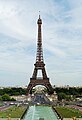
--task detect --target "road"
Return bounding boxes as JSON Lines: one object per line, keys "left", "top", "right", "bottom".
{"left": 0, "top": 105, "right": 12, "bottom": 111}
{"left": 32, "top": 93, "right": 51, "bottom": 105}
{"left": 69, "top": 105, "right": 82, "bottom": 112}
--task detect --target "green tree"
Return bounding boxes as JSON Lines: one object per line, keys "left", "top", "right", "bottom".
{"left": 58, "top": 92, "right": 66, "bottom": 100}
{"left": 11, "top": 98, "right": 16, "bottom": 101}
{"left": 0, "top": 96, "right": 2, "bottom": 101}
{"left": 2, "top": 94, "right": 11, "bottom": 101}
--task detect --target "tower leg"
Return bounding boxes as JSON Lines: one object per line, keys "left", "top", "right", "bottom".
{"left": 32, "top": 68, "right": 37, "bottom": 79}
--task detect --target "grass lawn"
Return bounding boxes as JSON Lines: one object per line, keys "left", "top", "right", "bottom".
{"left": 55, "top": 106, "right": 82, "bottom": 118}
{"left": 0, "top": 105, "right": 27, "bottom": 118}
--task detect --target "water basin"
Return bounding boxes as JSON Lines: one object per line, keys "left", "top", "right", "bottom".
{"left": 23, "top": 105, "right": 59, "bottom": 120}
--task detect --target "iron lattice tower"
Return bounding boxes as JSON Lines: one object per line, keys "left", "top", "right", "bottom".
{"left": 27, "top": 15, "right": 54, "bottom": 94}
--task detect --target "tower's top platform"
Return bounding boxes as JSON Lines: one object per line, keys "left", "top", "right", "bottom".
{"left": 37, "top": 15, "right": 42, "bottom": 24}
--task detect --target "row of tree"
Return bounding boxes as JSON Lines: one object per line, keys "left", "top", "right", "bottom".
{"left": 0, "top": 87, "right": 26, "bottom": 96}
{"left": 0, "top": 87, "right": 82, "bottom": 101}
{"left": 54, "top": 87, "right": 82, "bottom": 101}
{"left": 0, "top": 87, "right": 82, "bottom": 96}
{"left": 54, "top": 87, "right": 82, "bottom": 95}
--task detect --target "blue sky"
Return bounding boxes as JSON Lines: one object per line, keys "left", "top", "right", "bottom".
{"left": 0, "top": 0, "right": 82, "bottom": 87}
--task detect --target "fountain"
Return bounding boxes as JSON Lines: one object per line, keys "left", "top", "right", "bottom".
{"left": 32, "top": 105, "right": 35, "bottom": 120}
{"left": 23, "top": 105, "right": 59, "bottom": 120}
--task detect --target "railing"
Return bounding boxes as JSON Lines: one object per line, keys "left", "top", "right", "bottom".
{"left": 30, "top": 77, "right": 49, "bottom": 80}
{"left": 37, "top": 77, "right": 43, "bottom": 79}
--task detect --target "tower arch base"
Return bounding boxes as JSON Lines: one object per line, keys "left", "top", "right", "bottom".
{"left": 27, "top": 78, "right": 54, "bottom": 95}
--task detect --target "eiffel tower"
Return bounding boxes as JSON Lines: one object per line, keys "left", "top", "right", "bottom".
{"left": 27, "top": 15, "right": 54, "bottom": 94}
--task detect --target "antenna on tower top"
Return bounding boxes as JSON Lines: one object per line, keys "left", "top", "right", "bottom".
{"left": 39, "top": 11, "right": 40, "bottom": 19}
